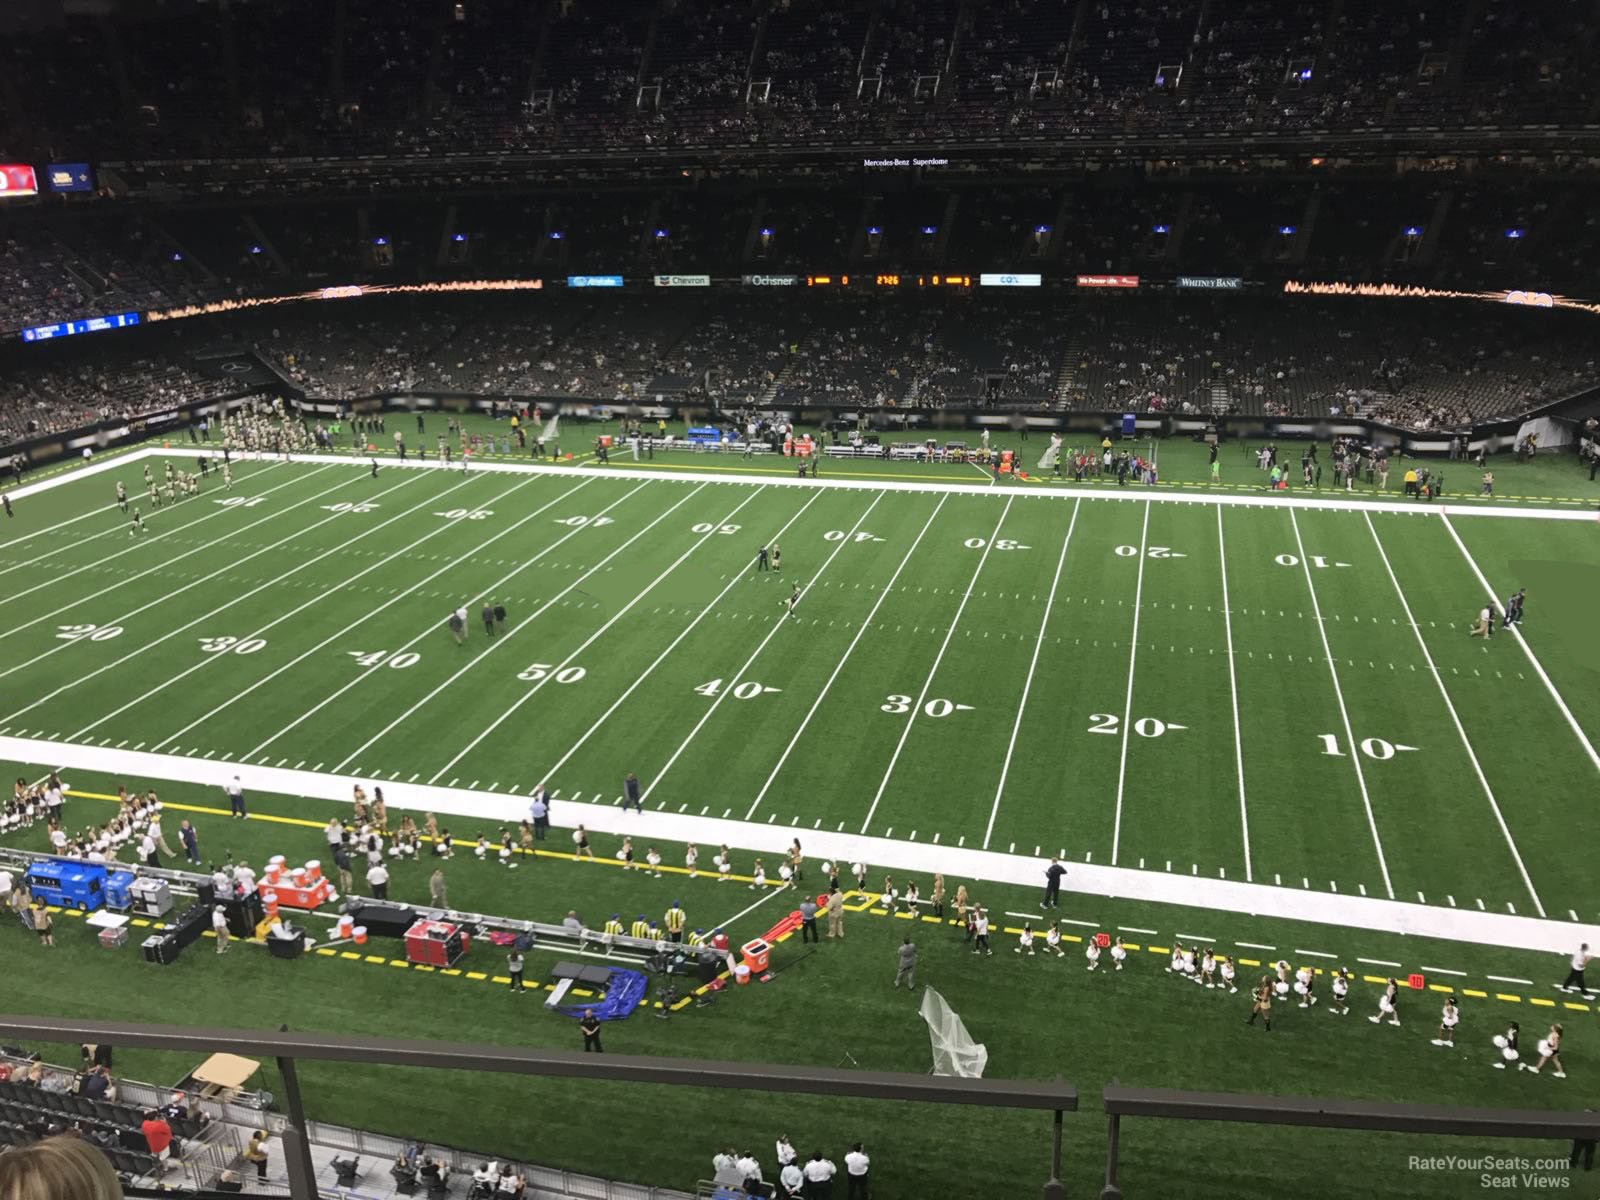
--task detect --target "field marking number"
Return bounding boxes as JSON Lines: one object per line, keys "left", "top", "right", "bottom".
{"left": 215, "top": 496, "right": 264, "bottom": 508}
{"left": 199, "top": 636, "right": 266, "bottom": 655}
{"left": 882, "top": 694, "right": 974, "bottom": 717}
{"left": 965, "top": 537, "right": 1030, "bottom": 551}
{"left": 349, "top": 650, "right": 420, "bottom": 669}
{"left": 55, "top": 623, "right": 123, "bottom": 642}
{"left": 691, "top": 522, "right": 742, "bottom": 535}
{"left": 517, "top": 662, "right": 587, "bottom": 683}
{"left": 556, "top": 515, "right": 614, "bottom": 528}
{"left": 320, "top": 501, "right": 377, "bottom": 514}
{"left": 1317, "top": 734, "right": 1416, "bottom": 760}
{"left": 1275, "top": 554, "right": 1351, "bottom": 568}
{"left": 436, "top": 508, "right": 492, "bottom": 520}
{"left": 1087, "top": 713, "right": 1186, "bottom": 737}
{"left": 825, "top": 530, "right": 884, "bottom": 543}
{"left": 1115, "top": 545, "right": 1185, "bottom": 559}
{"left": 695, "top": 678, "right": 781, "bottom": 699}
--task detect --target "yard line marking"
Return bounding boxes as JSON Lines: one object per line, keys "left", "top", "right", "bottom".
{"left": 1216, "top": 507, "right": 1252, "bottom": 880}
{"left": 538, "top": 490, "right": 828, "bottom": 791}
{"left": 69, "top": 471, "right": 493, "bottom": 741}
{"left": 1486, "top": 975, "right": 1536, "bottom": 986}
{"left": 1421, "top": 966, "right": 1467, "bottom": 977}
{"left": 1235, "top": 942, "right": 1276, "bottom": 951}
{"left": 1, "top": 470, "right": 429, "bottom": 717}
{"left": 1440, "top": 512, "right": 1600, "bottom": 776}
{"left": 745, "top": 495, "right": 948, "bottom": 821}
{"left": 1357, "top": 957, "right": 1402, "bottom": 968}
{"left": 145, "top": 474, "right": 560, "bottom": 752}
{"left": 0, "top": 464, "right": 344, "bottom": 640}
{"left": 859, "top": 495, "right": 1015, "bottom": 835}
{"left": 435, "top": 486, "right": 780, "bottom": 785}
{"left": 1110, "top": 501, "right": 1151, "bottom": 866}
{"left": 0, "top": 459, "right": 287, "bottom": 581}
{"left": 335, "top": 480, "right": 685, "bottom": 773}
{"left": 642, "top": 493, "right": 885, "bottom": 807}
{"left": 1289, "top": 508, "right": 1393, "bottom": 898}
{"left": 243, "top": 478, "right": 641, "bottom": 760}
{"left": 1118, "top": 926, "right": 1158, "bottom": 935}
{"left": 1365, "top": 512, "right": 1544, "bottom": 917}
{"left": 983, "top": 498, "right": 1080, "bottom": 849}
{"left": 1295, "top": 949, "right": 1337, "bottom": 959}
{"left": 1177, "top": 933, "right": 1216, "bottom": 943}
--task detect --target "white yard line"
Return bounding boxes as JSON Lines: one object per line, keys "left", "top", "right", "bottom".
{"left": 429, "top": 485, "right": 779, "bottom": 785}
{"left": 1439, "top": 512, "right": 1600, "bottom": 776}
{"left": 1109, "top": 501, "right": 1151, "bottom": 867}
{"left": 643, "top": 493, "right": 887, "bottom": 806}
{"left": 540, "top": 489, "right": 827, "bottom": 789}
{"left": 242, "top": 479, "right": 605, "bottom": 760}
{"left": 983, "top": 498, "right": 1080, "bottom": 849}
{"left": 1216, "top": 506, "right": 1252, "bottom": 882}
{"left": 331, "top": 481, "right": 690, "bottom": 773}
{"left": 744, "top": 494, "right": 949, "bottom": 822}
{"left": 147, "top": 476, "right": 574, "bottom": 753}
{"left": 0, "top": 463, "right": 328, "bottom": 621}
{"left": 858, "top": 495, "right": 1015, "bottom": 835}
{"left": 8, "top": 734, "right": 1597, "bottom": 954}
{"left": 708, "top": 880, "right": 793, "bottom": 932}
{"left": 1289, "top": 508, "right": 1394, "bottom": 899}
{"left": 71, "top": 471, "right": 505, "bottom": 743}
{"left": 0, "top": 470, "right": 421, "bottom": 705}
{"left": 1364, "top": 512, "right": 1545, "bottom": 918}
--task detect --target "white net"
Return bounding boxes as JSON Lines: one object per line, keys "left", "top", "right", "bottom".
{"left": 919, "top": 986, "right": 988, "bottom": 1078}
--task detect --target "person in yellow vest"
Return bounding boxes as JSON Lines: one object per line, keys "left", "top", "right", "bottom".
{"left": 603, "top": 913, "right": 624, "bottom": 954}
{"left": 630, "top": 914, "right": 651, "bottom": 941}
{"left": 664, "top": 902, "right": 687, "bottom": 944}
{"left": 688, "top": 928, "right": 707, "bottom": 947}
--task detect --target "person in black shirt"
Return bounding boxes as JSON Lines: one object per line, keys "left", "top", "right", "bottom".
{"left": 507, "top": 951, "right": 525, "bottom": 993}
{"left": 1041, "top": 858, "right": 1066, "bottom": 909}
{"left": 481, "top": 604, "right": 496, "bottom": 637}
{"left": 580, "top": 1010, "right": 603, "bottom": 1052}
{"left": 756, "top": 545, "right": 770, "bottom": 572}
{"left": 493, "top": 603, "right": 507, "bottom": 633}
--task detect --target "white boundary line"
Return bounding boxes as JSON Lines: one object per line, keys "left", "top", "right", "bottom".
{"left": 1439, "top": 512, "right": 1600, "bottom": 776}
{"left": 0, "top": 463, "right": 323, "bottom": 621}
{"left": 858, "top": 495, "right": 1014, "bottom": 835}
{"left": 73, "top": 471, "right": 504, "bottom": 743}
{"left": 429, "top": 485, "right": 779, "bottom": 785}
{"left": 640, "top": 492, "right": 887, "bottom": 807}
{"left": 0, "top": 468, "right": 410, "bottom": 702}
{"left": 542, "top": 489, "right": 829, "bottom": 792}
{"left": 1289, "top": 508, "right": 1394, "bottom": 898}
{"left": 744, "top": 494, "right": 949, "bottom": 822}
{"left": 149, "top": 474, "right": 573, "bottom": 753}
{"left": 1109, "top": 501, "right": 1150, "bottom": 866}
{"left": 1363, "top": 512, "right": 1545, "bottom": 917}
{"left": 983, "top": 498, "right": 1080, "bottom": 850}
{"left": 1216, "top": 506, "right": 1252, "bottom": 882}
{"left": 331, "top": 480, "right": 683, "bottom": 773}
{"left": 7, "top": 734, "right": 1592, "bottom": 955}
{"left": 241, "top": 479, "right": 602, "bottom": 760}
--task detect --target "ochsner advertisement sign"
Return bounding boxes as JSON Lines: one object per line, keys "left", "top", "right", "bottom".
{"left": 653, "top": 274, "right": 711, "bottom": 287}
{"left": 742, "top": 274, "right": 800, "bottom": 287}
{"left": 1177, "top": 276, "right": 1242, "bottom": 290}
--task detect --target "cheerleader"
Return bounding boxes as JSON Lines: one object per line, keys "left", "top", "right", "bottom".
{"left": 1110, "top": 936, "right": 1127, "bottom": 971}
{"left": 1219, "top": 955, "right": 1238, "bottom": 994}
{"left": 364, "top": 829, "right": 384, "bottom": 866}
{"left": 518, "top": 821, "right": 534, "bottom": 853}
{"left": 931, "top": 874, "right": 946, "bottom": 919}
{"left": 1198, "top": 948, "right": 1217, "bottom": 988}
{"left": 1492, "top": 1022, "right": 1521, "bottom": 1069}
{"left": 371, "top": 788, "right": 388, "bottom": 833}
{"left": 1432, "top": 997, "right": 1460, "bottom": 1047}
{"left": 645, "top": 846, "right": 662, "bottom": 877}
{"left": 1045, "top": 922, "right": 1065, "bottom": 958}
{"left": 352, "top": 784, "right": 368, "bottom": 825}
{"left": 424, "top": 812, "right": 440, "bottom": 843}
{"left": 1168, "top": 944, "right": 1186, "bottom": 974}
{"left": 1274, "top": 960, "right": 1293, "bottom": 999}
{"left": 879, "top": 875, "right": 897, "bottom": 910}
{"left": 1016, "top": 924, "right": 1035, "bottom": 956}
{"left": 685, "top": 843, "right": 699, "bottom": 877}
{"left": 473, "top": 833, "right": 492, "bottom": 861}
{"left": 1180, "top": 945, "right": 1197, "bottom": 979}
{"left": 716, "top": 845, "right": 732, "bottom": 882}
{"left": 1369, "top": 978, "right": 1401, "bottom": 1026}
{"left": 852, "top": 861, "right": 868, "bottom": 891}
{"left": 904, "top": 879, "right": 920, "bottom": 911}
{"left": 619, "top": 837, "right": 635, "bottom": 870}
{"left": 1329, "top": 968, "right": 1351, "bottom": 1015}
{"left": 751, "top": 859, "right": 767, "bottom": 889}
{"left": 497, "top": 829, "right": 516, "bottom": 867}
{"left": 1524, "top": 1024, "right": 1566, "bottom": 1077}
{"left": 788, "top": 839, "right": 804, "bottom": 882}
{"left": 955, "top": 886, "right": 972, "bottom": 934}
{"left": 778, "top": 862, "right": 794, "bottom": 886}
{"left": 1085, "top": 938, "right": 1101, "bottom": 971}
{"left": 1247, "top": 975, "right": 1273, "bottom": 1031}
{"left": 1295, "top": 965, "right": 1318, "bottom": 1008}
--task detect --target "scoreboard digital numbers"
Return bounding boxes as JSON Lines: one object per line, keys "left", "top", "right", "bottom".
{"left": 806, "top": 273, "right": 971, "bottom": 288}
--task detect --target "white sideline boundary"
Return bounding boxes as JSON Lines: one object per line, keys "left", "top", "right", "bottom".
{"left": 12, "top": 445, "right": 1598, "bottom": 521}
{"left": 4, "top": 734, "right": 1593, "bottom": 957}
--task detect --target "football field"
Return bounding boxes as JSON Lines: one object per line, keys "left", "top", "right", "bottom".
{"left": 3, "top": 449, "right": 1598, "bottom": 940}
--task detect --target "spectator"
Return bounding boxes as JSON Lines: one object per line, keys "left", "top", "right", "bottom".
{"left": 140, "top": 1110, "right": 174, "bottom": 1171}
{"left": 0, "top": 1134, "right": 123, "bottom": 1200}
{"left": 242, "top": 1130, "right": 270, "bottom": 1181}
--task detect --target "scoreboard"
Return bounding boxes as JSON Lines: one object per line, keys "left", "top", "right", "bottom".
{"left": 806, "top": 273, "right": 973, "bottom": 288}
{"left": 0, "top": 165, "right": 38, "bottom": 197}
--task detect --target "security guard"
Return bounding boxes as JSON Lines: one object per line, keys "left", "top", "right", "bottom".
{"left": 630, "top": 914, "right": 651, "bottom": 941}
{"left": 603, "top": 913, "right": 625, "bottom": 954}
{"left": 688, "top": 928, "right": 707, "bottom": 947}
{"left": 664, "top": 902, "right": 687, "bottom": 943}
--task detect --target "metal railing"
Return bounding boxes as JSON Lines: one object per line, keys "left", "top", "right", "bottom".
{"left": 0, "top": 1016, "right": 1078, "bottom": 1200}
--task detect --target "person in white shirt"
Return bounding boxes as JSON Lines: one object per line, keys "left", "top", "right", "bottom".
{"left": 0, "top": 869, "right": 12, "bottom": 911}
{"left": 734, "top": 1152, "right": 762, "bottom": 1189}
{"left": 49, "top": 826, "right": 69, "bottom": 852}
{"left": 212, "top": 906, "right": 230, "bottom": 954}
{"left": 775, "top": 1135, "right": 796, "bottom": 1171}
{"left": 366, "top": 862, "right": 390, "bottom": 899}
{"left": 139, "top": 833, "right": 159, "bottom": 867}
{"left": 234, "top": 863, "right": 257, "bottom": 895}
{"left": 843, "top": 1144, "right": 870, "bottom": 1199}
{"left": 710, "top": 1149, "right": 742, "bottom": 1188}
{"left": 802, "top": 1152, "right": 836, "bottom": 1197}
{"left": 1561, "top": 944, "right": 1592, "bottom": 994}
{"left": 148, "top": 813, "right": 177, "bottom": 858}
{"left": 211, "top": 866, "right": 233, "bottom": 898}
{"left": 779, "top": 1159, "right": 804, "bottom": 1199}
